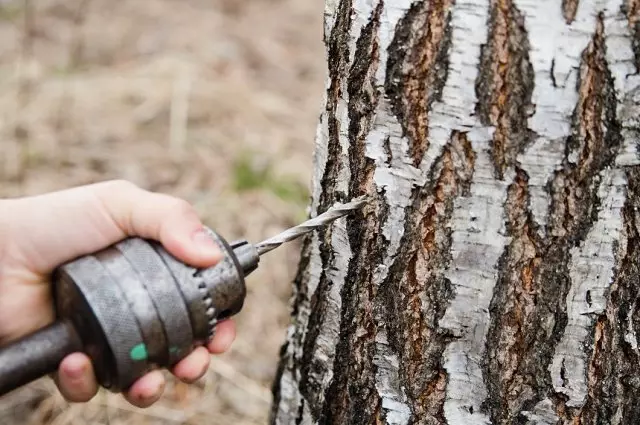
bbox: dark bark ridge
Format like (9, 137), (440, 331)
(318, 0), (353, 208)
(623, 0), (640, 72)
(298, 0), (355, 417)
(482, 168), (545, 424)
(381, 131), (475, 424)
(577, 166), (640, 424)
(562, 0), (579, 24)
(475, 0), (534, 180)
(319, 2), (387, 423)
(482, 12), (623, 424)
(386, 0), (453, 167)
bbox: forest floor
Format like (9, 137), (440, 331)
(0, 0), (325, 423)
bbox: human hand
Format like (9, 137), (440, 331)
(0, 180), (236, 407)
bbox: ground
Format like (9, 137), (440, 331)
(0, 0), (324, 423)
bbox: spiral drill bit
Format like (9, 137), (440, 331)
(255, 196), (369, 256)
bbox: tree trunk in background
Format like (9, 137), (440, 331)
(270, 0), (640, 424)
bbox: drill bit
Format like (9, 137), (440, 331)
(255, 196), (369, 256)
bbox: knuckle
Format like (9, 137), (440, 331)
(167, 198), (197, 218)
(105, 179), (139, 192)
(93, 179), (140, 197)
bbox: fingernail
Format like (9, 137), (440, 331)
(192, 228), (221, 258)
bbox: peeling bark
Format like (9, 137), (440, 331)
(271, 1), (640, 424)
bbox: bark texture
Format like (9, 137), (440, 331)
(271, 0), (640, 424)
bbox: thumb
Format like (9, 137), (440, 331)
(4, 180), (222, 274)
(90, 180), (223, 268)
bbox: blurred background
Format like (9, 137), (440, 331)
(0, 0), (325, 423)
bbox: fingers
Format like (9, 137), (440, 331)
(207, 319), (236, 354)
(56, 320), (236, 407)
(169, 319), (237, 383)
(171, 347), (211, 383)
(123, 370), (166, 408)
(124, 320), (237, 406)
(56, 353), (98, 402)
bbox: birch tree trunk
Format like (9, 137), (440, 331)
(270, 0), (640, 424)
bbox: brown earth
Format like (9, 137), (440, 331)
(0, 0), (325, 423)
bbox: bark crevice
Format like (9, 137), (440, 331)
(475, 0), (534, 179)
(482, 11), (623, 424)
(382, 131), (476, 424)
(319, 0), (353, 208)
(623, 0), (640, 72)
(562, 0), (579, 24)
(386, 0), (453, 167)
(482, 168), (544, 424)
(577, 167), (640, 424)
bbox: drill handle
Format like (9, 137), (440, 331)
(0, 320), (82, 397)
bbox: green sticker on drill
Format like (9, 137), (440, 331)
(130, 343), (148, 361)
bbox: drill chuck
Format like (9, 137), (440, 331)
(0, 228), (259, 396)
(0, 196), (367, 398)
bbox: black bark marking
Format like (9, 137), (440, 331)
(319, 0), (353, 208)
(475, 0), (535, 180)
(379, 131), (475, 424)
(482, 13), (622, 424)
(482, 168), (545, 424)
(562, 0), (579, 24)
(296, 402), (305, 425)
(623, 0), (640, 72)
(560, 358), (567, 388)
(383, 136), (393, 164)
(385, 0), (453, 167)
(347, 1), (383, 198)
(298, 3), (386, 423)
(269, 233), (314, 422)
(578, 167), (640, 424)
(295, 0), (354, 419)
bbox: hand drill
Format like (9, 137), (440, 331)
(0, 197), (366, 396)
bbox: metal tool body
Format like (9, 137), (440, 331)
(0, 197), (366, 397)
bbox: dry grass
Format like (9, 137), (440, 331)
(0, 0), (325, 423)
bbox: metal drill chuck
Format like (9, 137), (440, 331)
(0, 196), (368, 398)
(0, 228), (259, 395)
